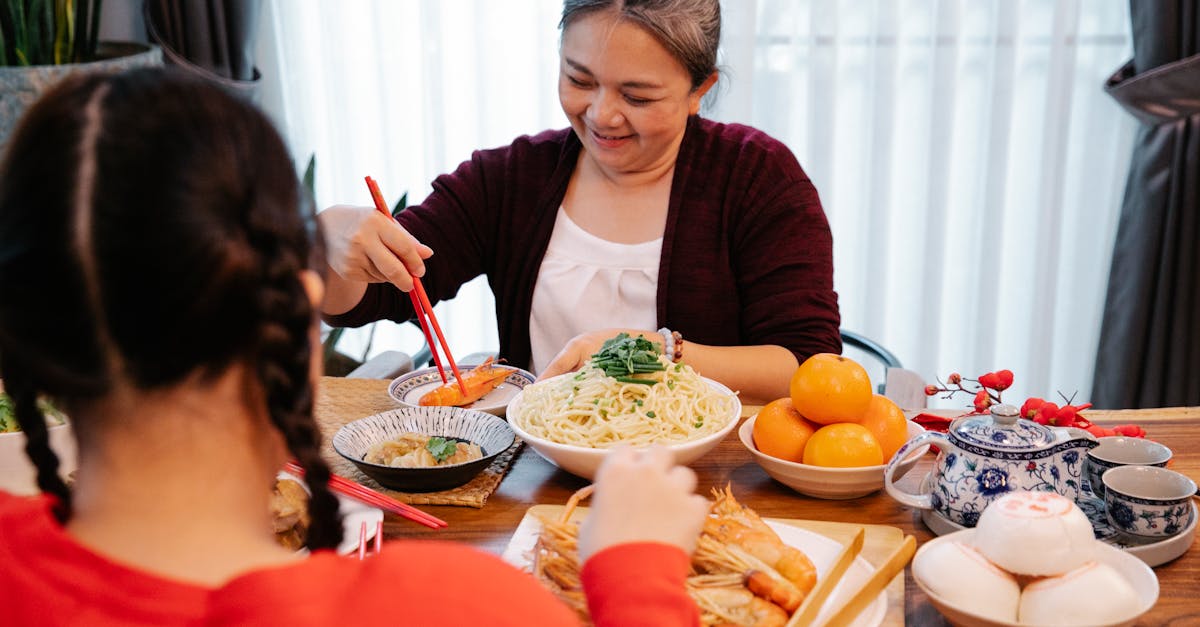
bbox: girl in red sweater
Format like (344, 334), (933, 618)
(0, 68), (705, 626)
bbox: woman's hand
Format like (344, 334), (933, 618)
(318, 204), (434, 291)
(538, 328), (663, 380)
(578, 446), (709, 563)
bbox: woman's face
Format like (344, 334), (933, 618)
(559, 11), (714, 176)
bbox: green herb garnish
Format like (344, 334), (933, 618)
(590, 332), (666, 381)
(425, 437), (459, 463)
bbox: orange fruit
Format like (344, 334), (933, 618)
(789, 353), (873, 425)
(858, 394), (909, 461)
(802, 423), (884, 467)
(752, 397), (819, 462)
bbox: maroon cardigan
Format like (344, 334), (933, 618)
(326, 116), (841, 369)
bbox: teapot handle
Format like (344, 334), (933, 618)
(884, 430), (949, 510)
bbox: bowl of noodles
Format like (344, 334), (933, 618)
(506, 360), (741, 481)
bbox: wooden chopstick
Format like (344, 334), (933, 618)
(283, 460), (447, 529)
(787, 526), (865, 627)
(815, 535), (917, 627)
(363, 176), (467, 395)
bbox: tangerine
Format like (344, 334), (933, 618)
(802, 423), (884, 467)
(752, 397), (818, 462)
(858, 394), (909, 461)
(789, 353), (872, 425)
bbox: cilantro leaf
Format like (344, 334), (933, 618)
(426, 437), (459, 463)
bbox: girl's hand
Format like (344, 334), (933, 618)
(318, 204), (434, 292)
(578, 446), (709, 563)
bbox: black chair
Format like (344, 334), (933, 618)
(840, 329), (902, 396)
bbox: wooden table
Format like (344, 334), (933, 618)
(318, 379), (1199, 626)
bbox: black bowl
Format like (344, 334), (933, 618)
(332, 406), (515, 492)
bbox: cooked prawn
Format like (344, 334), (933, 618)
(418, 357), (514, 406)
(689, 579), (789, 627)
(530, 484), (815, 627)
(704, 485), (818, 596)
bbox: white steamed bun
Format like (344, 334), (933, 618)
(1019, 561), (1142, 625)
(913, 540), (1020, 623)
(972, 491), (1095, 576)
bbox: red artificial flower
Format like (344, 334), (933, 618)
(978, 370), (1014, 391)
(1030, 402), (1059, 425)
(1112, 424), (1147, 438)
(947, 372), (962, 384)
(1020, 397), (1046, 420)
(925, 384), (940, 397)
(973, 390), (993, 413)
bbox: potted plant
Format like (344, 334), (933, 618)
(0, 0), (162, 150)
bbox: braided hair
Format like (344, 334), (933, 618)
(0, 68), (343, 550)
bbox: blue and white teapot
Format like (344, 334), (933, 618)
(884, 404), (1098, 527)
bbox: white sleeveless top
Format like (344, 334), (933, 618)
(529, 208), (662, 374)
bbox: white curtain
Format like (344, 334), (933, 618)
(258, 0), (1134, 405)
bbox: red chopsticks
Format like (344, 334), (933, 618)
(283, 460), (447, 529)
(364, 176), (467, 396)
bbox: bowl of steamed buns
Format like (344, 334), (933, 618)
(912, 491), (1158, 626)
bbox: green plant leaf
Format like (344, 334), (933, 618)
(391, 191), (408, 218)
(85, 0), (99, 60)
(322, 326), (345, 364)
(53, 0), (73, 65)
(0, 17), (9, 65)
(302, 154), (316, 199)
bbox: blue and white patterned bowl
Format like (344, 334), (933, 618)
(332, 407), (515, 492)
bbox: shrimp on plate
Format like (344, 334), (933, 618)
(418, 357), (514, 407)
(529, 484), (818, 627)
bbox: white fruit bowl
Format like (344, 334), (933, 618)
(738, 415), (928, 499)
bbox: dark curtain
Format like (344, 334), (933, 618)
(1092, 2), (1200, 409)
(142, 0), (262, 100)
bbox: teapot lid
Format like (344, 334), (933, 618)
(951, 404), (1057, 450)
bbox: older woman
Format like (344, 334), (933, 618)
(321, 0), (840, 403)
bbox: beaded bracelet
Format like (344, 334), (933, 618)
(657, 327), (684, 363)
(658, 327), (674, 360)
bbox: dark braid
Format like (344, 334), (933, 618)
(253, 248), (343, 551)
(5, 372), (70, 519)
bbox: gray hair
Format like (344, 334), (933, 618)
(560, 0), (721, 90)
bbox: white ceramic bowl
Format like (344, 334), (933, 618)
(506, 376), (740, 480)
(912, 528), (1158, 627)
(0, 421), (76, 495)
(738, 416), (928, 499)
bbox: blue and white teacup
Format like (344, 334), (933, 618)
(1102, 465), (1196, 538)
(1085, 436), (1171, 497)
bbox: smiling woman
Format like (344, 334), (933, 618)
(317, 0), (842, 405)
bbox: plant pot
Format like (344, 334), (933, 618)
(0, 42), (163, 152)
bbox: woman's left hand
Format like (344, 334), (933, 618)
(538, 328), (663, 380)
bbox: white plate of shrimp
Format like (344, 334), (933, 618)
(501, 504), (887, 627)
(387, 360), (535, 416)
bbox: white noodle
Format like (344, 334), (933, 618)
(513, 357), (736, 448)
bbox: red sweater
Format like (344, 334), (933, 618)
(0, 492), (697, 626)
(326, 116), (841, 368)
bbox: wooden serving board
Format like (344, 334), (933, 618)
(503, 505), (905, 627)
